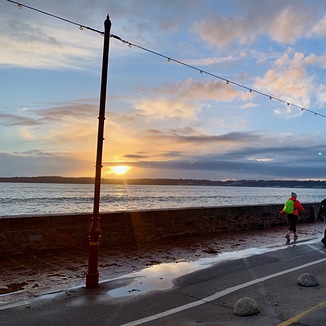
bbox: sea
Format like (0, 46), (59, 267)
(0, 182), (326, 217)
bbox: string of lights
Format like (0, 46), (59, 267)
(5, 0), (326, 119)
(6, 0), (104, 35)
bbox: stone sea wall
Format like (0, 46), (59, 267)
(0, 202), (319, 254)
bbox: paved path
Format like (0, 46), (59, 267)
(2, 233), (326, 325)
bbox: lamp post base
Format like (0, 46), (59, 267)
(86, 272), (99, 289)
(86, 232), (100, 288)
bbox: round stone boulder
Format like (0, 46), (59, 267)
(233, 297), (260, 316)
(297, 273), (319, 287)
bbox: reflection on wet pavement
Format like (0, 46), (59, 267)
(107, 237), (319, 297)
(108, 261), (190, 297)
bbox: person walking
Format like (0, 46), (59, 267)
(318, 198), (326, 221)
(280, 192), (305, 242)
(318, 198), (326, 245)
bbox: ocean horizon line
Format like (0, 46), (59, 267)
(1, 176), (326, 188)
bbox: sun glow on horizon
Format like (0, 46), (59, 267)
(107, 165), (131, 176)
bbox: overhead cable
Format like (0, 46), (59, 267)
(6, 0), (104, 35)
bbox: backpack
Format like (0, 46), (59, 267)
(283, 199), (295, 214)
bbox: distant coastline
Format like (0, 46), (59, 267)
(0, 176), (326, 188)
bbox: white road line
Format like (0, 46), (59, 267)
(0, 300), (30, 311)
(121, 257), (326, 326)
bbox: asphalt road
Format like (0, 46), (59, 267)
(2, 238), (326, 326)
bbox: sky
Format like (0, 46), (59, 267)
(1, 0), (326, 181)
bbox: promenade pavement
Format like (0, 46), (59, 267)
(1, 221), (326, 325)
(1, 222), (325, 301)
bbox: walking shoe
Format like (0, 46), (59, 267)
(294, 235), (298, 241)
(285, 234), (290, 242)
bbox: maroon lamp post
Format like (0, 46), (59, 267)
(86, 15), (112, 289)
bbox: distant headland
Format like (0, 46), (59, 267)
(0, 176), (326, 188)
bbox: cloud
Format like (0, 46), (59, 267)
(133, 78), (243, 120)
(0, 150), (93, 177)
(1, 100), (100, 154)
(309, 14), (326, 37)
(0, 112), (41, 126)
(255, 52), (316, 115)
(304, 53), (326, 68)
(18, 127), (37, 141)
(106, 131), (326, 179)
(0, 0), (207, 70)
(183, 56), (238, 67)
(316, 85), (326, 105)
(174, 78), (239, 102)
(247, 157), (273, 162)
(120, 130), (271, 163)
(147, 78), (220, 101)
(2, 119), (326, 179)
(0, 6), (102, 70)
(240, 102), (257, 109)
(192, 1), (326, 49)
(135, 98), (198, 120)
(267, 6), (311, 44)
(2, 101), (97, 127)
(213, 117), (249, 130)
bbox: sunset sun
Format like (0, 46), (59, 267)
(109, 165), (131, 175)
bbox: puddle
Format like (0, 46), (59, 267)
(107, 260), (191, 297)
(107, 238), (319, 297)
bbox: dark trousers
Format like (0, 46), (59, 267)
(322, 229), (326, 246)
(287, 214), (298, 233)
